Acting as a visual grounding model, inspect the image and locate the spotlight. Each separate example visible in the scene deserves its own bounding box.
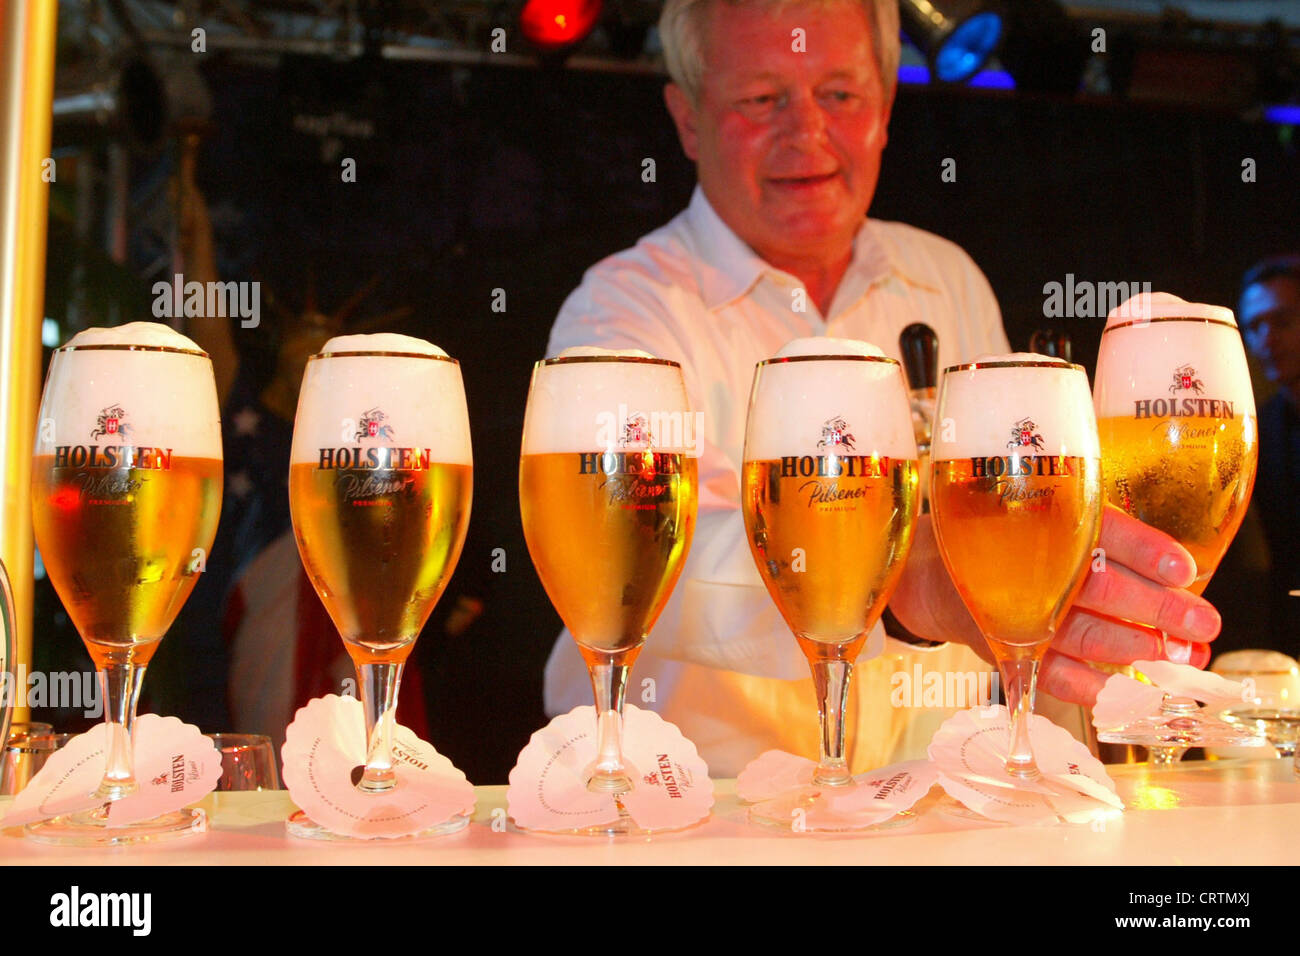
[900,0,1004,84]
[519,0,604,52]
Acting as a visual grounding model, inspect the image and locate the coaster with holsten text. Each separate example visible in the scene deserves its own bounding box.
[281,695,474,839]
[1,715,221,828]
[736,751,937,826]
[507,704,713,832]
[928,706,1123,825]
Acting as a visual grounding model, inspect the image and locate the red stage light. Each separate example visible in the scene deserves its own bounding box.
[520,0,603,50]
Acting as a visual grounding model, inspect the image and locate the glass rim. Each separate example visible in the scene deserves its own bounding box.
[308,350,459,364]
[1102,316,1240,333]
[4,732,73,753]
[755,354,900,368]
[205,733,273,753]
[942,359,1086,374]
[55,343,210,359]
[536,355,680,369]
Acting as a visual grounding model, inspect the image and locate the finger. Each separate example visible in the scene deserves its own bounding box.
[1053,610,1213,667]
[1038,649,1108,706]
[1053,610,1163,663]
[1161,635,1212,668]
[1098,504,1198,588]
[1075,559,1221,643]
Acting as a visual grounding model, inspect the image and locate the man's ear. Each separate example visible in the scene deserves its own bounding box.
[664,83,700,162]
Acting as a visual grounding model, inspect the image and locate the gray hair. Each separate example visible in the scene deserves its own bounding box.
[660,0,901,105]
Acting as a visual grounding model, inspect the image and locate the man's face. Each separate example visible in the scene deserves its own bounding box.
[1241,276,1300,395]
[665,0,892,266]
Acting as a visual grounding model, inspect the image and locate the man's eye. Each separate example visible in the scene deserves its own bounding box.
[820,90,859,106]
[736,94,781,119]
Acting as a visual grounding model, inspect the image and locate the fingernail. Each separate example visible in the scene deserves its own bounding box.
[1181,605,1221,641]
[1163,637,1194,664]
[1158,553,1192,586]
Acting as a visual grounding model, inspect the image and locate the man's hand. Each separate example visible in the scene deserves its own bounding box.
[888,505,1220,706]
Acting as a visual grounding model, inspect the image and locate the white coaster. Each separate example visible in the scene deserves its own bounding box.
[1,715,221,828]
[1094,660,1254,730]
[507,704,713,832]
[736,751,937,825]
[928,706,1123,825]
[281,695,474,839]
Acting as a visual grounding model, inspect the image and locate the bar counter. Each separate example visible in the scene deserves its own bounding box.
[0,758,1294,865]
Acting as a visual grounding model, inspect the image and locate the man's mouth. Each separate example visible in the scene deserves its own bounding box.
[768,172,839,189]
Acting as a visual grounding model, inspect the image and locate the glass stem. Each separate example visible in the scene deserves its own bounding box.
[356,661,402,794]
[1000,656,1041,778]
[811,659,853,787]
[95,661,147,801]
[587,660,632,794]
[1147,745,1187,765]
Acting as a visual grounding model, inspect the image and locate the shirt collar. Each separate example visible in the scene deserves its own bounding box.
[684,185,934,311]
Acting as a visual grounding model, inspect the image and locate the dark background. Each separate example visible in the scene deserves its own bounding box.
[35,52,1300,782]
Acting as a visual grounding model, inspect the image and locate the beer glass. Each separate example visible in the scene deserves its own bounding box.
[30,323,223,845]
[1094,297,1257,597]
[288,335,471,837]
[930,357,1102,779]
[741,347,920,829]
[1093,300,1257,759]
[519,353,698,834]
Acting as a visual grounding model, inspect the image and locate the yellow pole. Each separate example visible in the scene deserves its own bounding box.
[0,0,58,718]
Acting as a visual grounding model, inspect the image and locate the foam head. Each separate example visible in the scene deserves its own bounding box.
[321,333,448,356]
[932,353,1099,460]
[745,337,915,461]
[522,347,696,455]
[36,322,220,458]
[291,334,471,465]
[64,321,206,352]
[1096,296,1254,420]
[1105,292,1235,329]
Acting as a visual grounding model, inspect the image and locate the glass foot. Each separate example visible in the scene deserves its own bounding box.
[25,807,207,847]
[284,808,471,841]
[511,795,702,838]
[745,786,917,833]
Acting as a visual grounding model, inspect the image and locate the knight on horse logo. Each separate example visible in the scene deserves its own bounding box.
[817,416,856,452]
[1007,417,1045,451]
[620,412,652,447]
[90,404,130,441]
[1169,364,1205,395]
[356,408,394,442]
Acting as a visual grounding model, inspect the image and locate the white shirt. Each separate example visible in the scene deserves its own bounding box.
[544,187,1012,776]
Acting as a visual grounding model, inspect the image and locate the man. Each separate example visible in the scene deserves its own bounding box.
[1239,254,1300,652]
[545,0,1221,774]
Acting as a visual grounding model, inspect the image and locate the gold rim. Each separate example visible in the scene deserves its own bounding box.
[57,343,209,358]
[311,350,459,364]
[1103,317,1239,332]
[756,354,900,368]
[943,359,1085,373]
[538,355,680,368]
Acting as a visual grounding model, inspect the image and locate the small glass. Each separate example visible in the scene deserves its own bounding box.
[204,733,280,791]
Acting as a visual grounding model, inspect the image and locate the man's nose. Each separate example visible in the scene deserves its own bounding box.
[777,90,827,143]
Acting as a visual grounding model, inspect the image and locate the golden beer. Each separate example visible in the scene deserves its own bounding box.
[1098,415,1256,594]
[32,454,222,667]
[742,455,919,649]
[289,460,472,664]
[931,456,1102,650]
[519,450,697,660]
